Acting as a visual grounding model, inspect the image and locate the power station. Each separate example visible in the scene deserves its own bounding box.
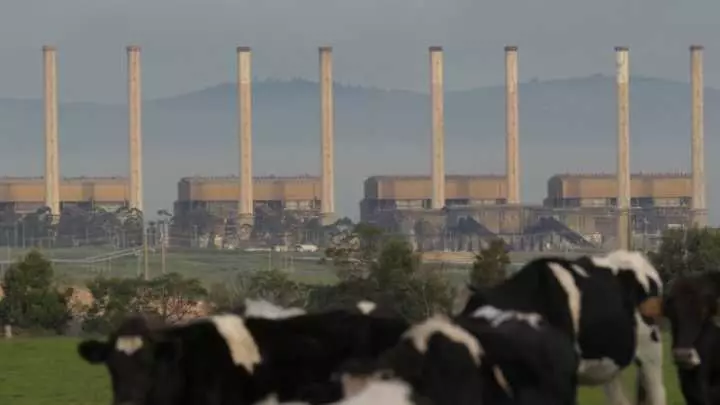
[0,45,708,251]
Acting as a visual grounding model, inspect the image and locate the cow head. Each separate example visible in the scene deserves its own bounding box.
[78,316,182,405]
[664,274,720,369]
[589,250,664,319]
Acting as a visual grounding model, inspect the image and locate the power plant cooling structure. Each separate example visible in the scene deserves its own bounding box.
[505,46,520,205]
[127,45,144,213]
[319,46,336,223]
[237,46,254,225]
[43,45,60,217]
[690,45,707,228]
[429,46,446,210]
[615,46,631,250]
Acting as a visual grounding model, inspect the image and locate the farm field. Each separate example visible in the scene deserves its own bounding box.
[1,246,479,288]
[1,246,338,286]
[0,335,685,405]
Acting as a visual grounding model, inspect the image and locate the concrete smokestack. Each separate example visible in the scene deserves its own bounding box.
[429,46,445,210]
[615,46,631,250]
[127,45,143,213]
[319,46,335,223]
[237,46,254,225]
[43,45,60,217]
[505,46,520,205]
[690,45,707,228]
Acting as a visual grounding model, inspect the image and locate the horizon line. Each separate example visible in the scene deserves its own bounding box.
[0,73,709,106]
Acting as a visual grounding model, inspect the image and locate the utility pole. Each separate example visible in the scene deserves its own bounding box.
[143,224,149,280]
[161,222,167,275]
[136,244,142,277]
[5,230,10,263]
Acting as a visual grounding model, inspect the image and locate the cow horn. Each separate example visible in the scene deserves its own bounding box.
[639,296,663,319]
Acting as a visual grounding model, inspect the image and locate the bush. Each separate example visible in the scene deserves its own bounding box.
[648,227,720,285]
[82,272,207,334]
[469,239,510,289]
[311,233,454,321]
[0,250,72,335]
[208,268,310,313]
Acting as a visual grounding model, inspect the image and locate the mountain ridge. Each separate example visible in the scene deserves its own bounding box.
[0,75,716,223]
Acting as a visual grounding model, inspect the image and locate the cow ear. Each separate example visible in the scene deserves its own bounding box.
[78,340,110,364]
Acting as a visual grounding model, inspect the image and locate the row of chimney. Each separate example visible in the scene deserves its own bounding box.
[40,45,706,245]
[428,45,706,249]
[42,45,144,217]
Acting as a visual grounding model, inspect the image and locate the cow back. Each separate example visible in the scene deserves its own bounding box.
[456,313,578,405]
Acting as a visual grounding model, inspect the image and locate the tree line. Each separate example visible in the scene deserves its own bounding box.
[1,223,717,336]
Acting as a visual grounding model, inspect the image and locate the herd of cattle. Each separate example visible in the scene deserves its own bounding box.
[77,249,720,405]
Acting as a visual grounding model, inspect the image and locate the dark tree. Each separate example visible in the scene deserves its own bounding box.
[470,238,510,288]
[0,250,72,334]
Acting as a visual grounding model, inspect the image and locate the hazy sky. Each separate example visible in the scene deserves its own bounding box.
[0,0,718,102]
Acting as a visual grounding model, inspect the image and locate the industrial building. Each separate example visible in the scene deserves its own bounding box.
[174,175,322,217]
[543,172,692,236]
[360,174,510,227]
[2,44,705,253]
[355,44,706,252]
[0,176,129,214]
[360,172,693,250]
[172,175,324,247]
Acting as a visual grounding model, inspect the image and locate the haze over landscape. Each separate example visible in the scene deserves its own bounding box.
[0,0,718,222]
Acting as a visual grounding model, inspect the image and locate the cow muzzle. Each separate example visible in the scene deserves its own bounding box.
[672,348,701,369]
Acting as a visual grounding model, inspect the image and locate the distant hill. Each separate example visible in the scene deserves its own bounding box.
[0,75,717,223]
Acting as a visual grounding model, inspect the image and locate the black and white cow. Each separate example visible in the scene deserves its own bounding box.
[461,249,665,405]
[255,379,421,405]
[466,305,579,405]
[663,272,720,405]
[337,314,491,405]
[78,306,410,405]
[319,300,404,319]
[337,309,578,405]
[242,299,307,319]
[241,299,398,320]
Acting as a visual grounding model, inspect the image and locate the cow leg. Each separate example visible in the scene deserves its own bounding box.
[677,368,706,405]
[635,320,666,405]
[635,365,647,405]
[603,375,632,405]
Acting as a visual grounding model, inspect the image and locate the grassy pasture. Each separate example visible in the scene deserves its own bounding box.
[0,335,686,405]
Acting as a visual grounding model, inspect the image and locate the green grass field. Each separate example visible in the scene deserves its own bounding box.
[0,336,686,405]
[2,246,476,290]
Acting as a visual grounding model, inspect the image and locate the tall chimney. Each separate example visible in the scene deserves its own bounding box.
[43,45,60,217]
[690,45,707,228]
[505,46,520,205]
[319,46,335,223]
[615,46,631,250]
[429,46,445,210]
[237,47,254,225]
[127,45,143,213]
